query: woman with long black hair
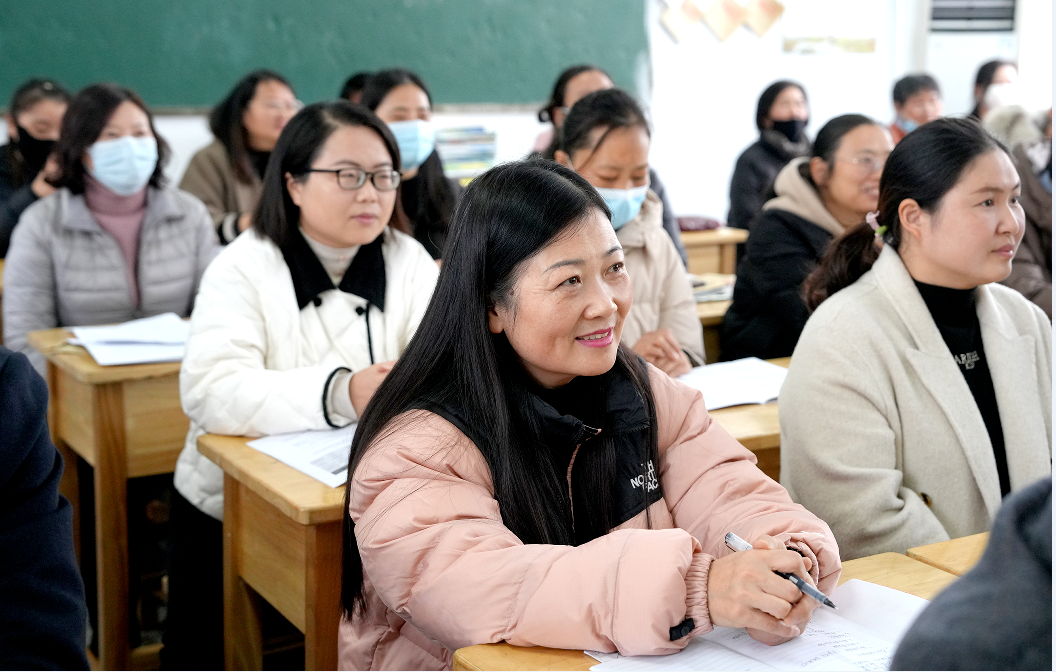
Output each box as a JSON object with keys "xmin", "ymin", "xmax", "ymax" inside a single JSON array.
[
  {"xmin": 337, "ymin": 159, "xmax": 840, "ymax": 669},
  {"xmin": 360, "ymin": 68, "xmax": 461, "ymax": 260}
]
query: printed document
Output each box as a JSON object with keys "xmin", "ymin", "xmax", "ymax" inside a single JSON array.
[
  {"xmin": 677, "ymin": 357, "xmax": 788, "ymax": 410},
  {"xmin": 70, "ymin": 313, "xmax": 189, "ymax": 365},
  {"xmin": 247, "ymin": 425, "xmax": 357, "ymax": 488}
]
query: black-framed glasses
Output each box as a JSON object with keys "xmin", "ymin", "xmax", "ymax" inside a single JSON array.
[{"xmin": 304, "ymin": 167, "xmax": 401, "ymax": 191}]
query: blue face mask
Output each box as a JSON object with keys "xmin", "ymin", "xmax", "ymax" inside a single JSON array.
[
  {"xmin": 895, "ymin": 115, "xmax": 918, "ymax": 134},
  {"xmin": 387, "ymin": 120, "xmax": 436, "ymax": 173},
  {"xmin": 595, "ymin": 184, "xmax": 649, "ymax": 230},
  {"xmin": 86, "ymin": 136, "xmax": 158, "ymax": 195}
]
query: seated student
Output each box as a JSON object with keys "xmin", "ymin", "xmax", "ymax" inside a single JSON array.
[
  {"xmin": 179, "ymin": 70, "xmax": 299, "ymax": 244},
  {"xmin": 0, "ymin": 78, "xmax": 70, "ymax": 257},
  {"xmin": 360, "ymin": 69, "xmax": 460, "ymax": 260},
  {"xmin": 339, "ymin": 71, "xmax": 372, "ymax": 105},
  {"xmin": 969, "ymin": 59, "xmax": 1017, "ymax": 120},
  {"xmin": 536, "ymin": 65, "xmax": 687, "ymax": 266},
  {"xmin": 888, "ymin": 74, "xmax": 943, "ymax": 145},
  {"xmin": 0, "ymin": 345, "xmax": 88, "ymax": 670},
  {"xmin": 338, "ymin": 160, "xmax": 841, "ymax": 670},
  {"xmin": 166, "ymin": 101, "xmax": 439, "ymax": 668},
  {"xmin": 891, "ymin": 476, "xmax": 1051, "ymax": 671},
  {"xmin": 1001, "ymin": 119, "xmax": 1051, "ymax": 317},
  {"xmin": 782, "ymin": 118, "xmax": 1052, "ymax": 560},
  {"xmin": 727, "ymin": 81, "xmax": 811, "ymax": 232},
  {"xmin": 556, "ymin": 89, "xmax": 704, "ymax": 374},
  {"xmin": 721, "ymin": 114, "xmax": 892, "ymax": 361},
  {"xmin": 2, "ymin": 83, "xmax": 217, "ymax": 376}
]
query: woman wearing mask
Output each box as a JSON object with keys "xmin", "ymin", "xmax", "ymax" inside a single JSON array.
[
  {"xmin": 722, "ymin": 114, "xmax": 892, "ymax": 360},
  {"xmin": 2, "ymin": 83, "xmax": 216, "ymax": 376},
  {"xmin": 180, "ymin": 70, "xmax": 299, "ymax": 244},
  {"xmin": 537, "ymin": 65, "xmax": 686, "ymax": 267},
  {"xmin": 166, "ymin": 101, "xmax": 438, "ymax": 668},
  {"xmin": 727, "ymin": 81, "xmax": 811, "ymax": 232},
  {"xmin": 337, "ymin": 160, "xmax": 841, "ymax": 669},
  {"xmin": 556, "ymin": 89, "xmax": 703, "ymax": 375},
  {"xmin": 970, "ymin": 59, "xmax": 1018, "ymax": 121},
  {"xmin": 0, "ymin": 79, "xmax": 70, "ymax": 257},
  {"xmin": 782, "ymin": 118, "xmax": 1051, "ymax": 560},
  {"xmin": 360, "ymin": 69, "xmax": 460, "ymax": 260}
]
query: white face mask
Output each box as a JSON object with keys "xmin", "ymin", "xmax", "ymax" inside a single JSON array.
[
  {"xmin": 595, "ymin": 184, "xmax": 649, "ymax": 230},
  {"xmin": 86, "ymin": 136, "xmax": 158, "ymax": 195},
  {"xmin": 386, "ymin": 119, "xmax": 436, "ymax": 172}
]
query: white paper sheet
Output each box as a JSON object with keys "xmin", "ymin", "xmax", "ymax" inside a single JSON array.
[
  {"xmin": 587, "ymin": 580, "xmax": 930, "ymax": 671},
  {"xmin": 247, "ymin": 425, "xmax": 357, "ymax": 488},
  {"xmin": 677, "ymin": 357, "xmax": 788, "ymax": 410},
  {"xmin": 70, "ymin": 313, "xmax": 190, "ymax": 365}
]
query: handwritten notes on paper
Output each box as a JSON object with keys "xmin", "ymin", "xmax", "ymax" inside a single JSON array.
[{"xmin": 587, "ymin": 580, "xmax": 930, "ymax": 671}]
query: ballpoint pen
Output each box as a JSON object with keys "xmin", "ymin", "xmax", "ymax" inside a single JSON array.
[{"xmin": 725, "ymin": 532, "xmax": 837, "ymax": 609}]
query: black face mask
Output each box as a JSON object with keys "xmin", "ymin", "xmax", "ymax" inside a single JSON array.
[
  {"xmin": 14, "ymin": 124, "xmax": 56, "ymax": 175},
  {"xmin": 771, "ymin": 118, "xmax": 808, "ymax": 143}
]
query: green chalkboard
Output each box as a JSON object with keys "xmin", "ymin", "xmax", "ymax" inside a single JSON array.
[{"xmin": 1, "ymin": 0, "xmax": 648, "ymax": 110}]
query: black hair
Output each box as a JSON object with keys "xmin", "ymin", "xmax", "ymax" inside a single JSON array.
[
  {"xmin": 803, "ymin": 117, "xmax": 1007, "ymax": 310},
  {"xmin": 796, "ymin": 113, "xmax": 879, "ymax": 188},
  {"xmin": 538, "ymin": 65, "xmax": 612, "ymax": 160},
  {"xmin": 559, "ymin": 88, "xmax": 649, "ymax": 165},
  {"xmin": 252, "ymin": 100, "xmax": 405, "ymax": 248},
  {"xmin": 892, "ymin": 74, "xmax": 941, "ymax": 106},
  {"xmin": 755, "ymin": 80, "xmax": 807, "ymax": 132},
  {"xmin": 5, "ymin": 78, "xmax": 72, "ymax": 187},
  {"xmin": 341, "ymin": 159, "xmax": 660, "ymax": 617},
  {"xmin": 360, "ymin": 68, "xmax": 456, "ymax": 259},
  {"xmin": 209, "ymin": 69, "xmax": 293, "ymax": 184},
  {"xmin": 340, "ymin": 72, "xmax": 373, "ymax": 102},
  {"xmin": 50, "ymin": 83, "xmax": 169, "ymax": 195}
]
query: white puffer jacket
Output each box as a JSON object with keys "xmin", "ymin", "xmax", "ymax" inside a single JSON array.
[{"xmin": 174, "ymin": 227, "xmax": 439, "ymax": 520}]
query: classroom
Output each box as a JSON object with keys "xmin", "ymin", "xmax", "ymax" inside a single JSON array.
[{"xmin": 0, "ymin": 0, "xmax": 1051, "ymax": 670}]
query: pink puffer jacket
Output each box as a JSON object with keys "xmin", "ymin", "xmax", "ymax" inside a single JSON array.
[{"xmin": 338, "ymin": 365, "xmax": 841, "ymax": 670}]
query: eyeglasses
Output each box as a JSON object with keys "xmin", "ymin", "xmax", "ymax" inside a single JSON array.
[
  {"xmin": 838, "ymin": 155, "xmax": 887, "ymax": 174},
  {"xmin": 304, "ymin": 167, "xmax": 401, "ymax": 191},
  {"xmin": 253, "ymin": 99, "xmax": 304, "ymax": 114}
]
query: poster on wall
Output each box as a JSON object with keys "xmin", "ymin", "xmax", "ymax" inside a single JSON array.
[
  {"xmin": 660, "ymin": 0, "xmax": 786, "ymax": 43},
  {"xmin": 781, "ymin": 0, "xmax": 878, "ymax": 53}
]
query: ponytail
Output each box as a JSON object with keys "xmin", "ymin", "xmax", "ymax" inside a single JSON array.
[{"xmin": 803, "ymin": 223, "xmax": 879, "ymax": 312}]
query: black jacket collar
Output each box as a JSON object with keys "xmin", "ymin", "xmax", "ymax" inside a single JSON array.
[{"xmin": 280, "ymin": 231, "xmax": 386, "ymax": 311}]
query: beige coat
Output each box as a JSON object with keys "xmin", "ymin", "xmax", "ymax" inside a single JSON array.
[
  {"xmin": 619, "ymin": 191, "xmax": 705, "ymax": 364},
  {"xmin": 780, "ymin": 246, "xmax": 1052, "ymax": 560},
  {"xmin": 179, "ymin": 140, "xmax": 262, "ymax": 241},
  {"xmin": 339, "ymin": 365, "xmax": 841, "ymax": 669}
]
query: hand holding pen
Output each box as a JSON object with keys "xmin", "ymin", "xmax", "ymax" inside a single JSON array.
[{"xmin": 706, "ymin": 533, "xmax": 827, "ymax": 646}]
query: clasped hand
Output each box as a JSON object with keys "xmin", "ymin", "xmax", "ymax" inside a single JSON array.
[{"xmin": 706, "ymin": 535, "xmax": 819, "ymax": 645}]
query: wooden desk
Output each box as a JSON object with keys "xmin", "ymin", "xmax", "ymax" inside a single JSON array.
[
  {"xmin": 27, "ymin": 328, "xmax": 186, "ymax": 671},
  {"xmin": 197, "ymin": 434, "xmax": 344, "ymax": 671},
  {"xmin": 696, "ymin": 300, "xmax": 730, "ymax": 364},
  {"xmin": 681, "ymin": 228, "xmax": 748, "ymax": 275},
  {"xmin": 452, "ymin": 552, "xmax": 958, "ymax": 671},
  {"xmin": 908, "ymin": 533, "xmax": 988, "ymax": 576},
  {"xmin": 707, "ymin": 357, "xmax": 789, "ymax": 482}
]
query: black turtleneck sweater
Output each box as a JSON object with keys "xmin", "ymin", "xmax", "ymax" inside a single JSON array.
[
  {"xmin": 249, "ymin": 149, "xmax": 271, "ymax": 181},
  {"xmin": 914, "ymin": 280, "xmax": 1010, "ymax": 496}
]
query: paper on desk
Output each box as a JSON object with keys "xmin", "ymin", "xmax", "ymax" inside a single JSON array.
[
  {"xmin": 70, "ymin": 312, "xmax": 189, "ymax": 365},
  {"xmin": 587, "ymin": 580, "xmax": 929, "ymax": 671},
  {"xmin": 677, "ymin": 357, "xmax": 788, "ymax": 410},
  {"xmin": 247, "ymin": 425, "xmax": 357, "ymax": 488}
]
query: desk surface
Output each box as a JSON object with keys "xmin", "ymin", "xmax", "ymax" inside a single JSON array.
[
  {"xmin": 696, "ymin": 300, "xmax": 730, "ymax": 327},
  {"xmin": 681, "ymin": 228, "xmax": 749, "ymax": 245},
  {"xmin": 198, "ymin": 434, "xmax": 344, "ymax": 526},
  {"xmin": 453, "ymin": 550, "xmax": 959, "ymax": 671},
  {"xmin": 26, "ymin": 327, "xmax": 182, "ymax": 384},
  {"xmin": 907, "ymin": 533, "xmax": 988, "ymax": 576}
]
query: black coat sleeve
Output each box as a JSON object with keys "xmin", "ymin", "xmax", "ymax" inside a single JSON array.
[
  {"xmin": 891, "ymin": 476, "xmax": 1052, "ymax": 671},
  {"xmin": 727, "ymin": 148, "xmax": 769, "ymax": 231},
  {"xmin": 743, "ymin": 213, "xmax": 819, "ymax": 333},
  {"xmin": 0, "ymin": 347, "xmax": 89, "ymax": 670},
  {"xmin": 0, "ymin": 184, "xmax": 39, "ymax": 257}
]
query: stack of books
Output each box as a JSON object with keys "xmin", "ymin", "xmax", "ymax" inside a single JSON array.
[{"xmin": 435, "ymin": 127, "xmax": 497, "ymax": 179}]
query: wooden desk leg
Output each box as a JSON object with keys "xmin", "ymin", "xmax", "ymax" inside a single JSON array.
[
  {"xmin": 304, "ymin": 521, "xmax": 342, "ymax": 670},
  {"xmin": 92, "ymin": 382, "xmax": 131, "ymax": 671},
  {"xmin": 223, "ymin": 476, "xmax": 263, "ymax": 671}
]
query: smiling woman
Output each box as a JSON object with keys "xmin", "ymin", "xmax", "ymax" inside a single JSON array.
[
  {"xmin": 165, "ymin": 100, "xmax": 439, "ymax": 668},
  {"xmin": 337, "ymin": 159, "xmax": 841, "ymax": 670},
  {"xmin": 783, "ymin": 117, "xmax": 1052, "ymax": 561}
]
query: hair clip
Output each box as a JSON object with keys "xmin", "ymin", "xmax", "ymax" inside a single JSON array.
[{"xmin": 865, "ymin": 211, "xmax": 880, "ymax": 231}]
